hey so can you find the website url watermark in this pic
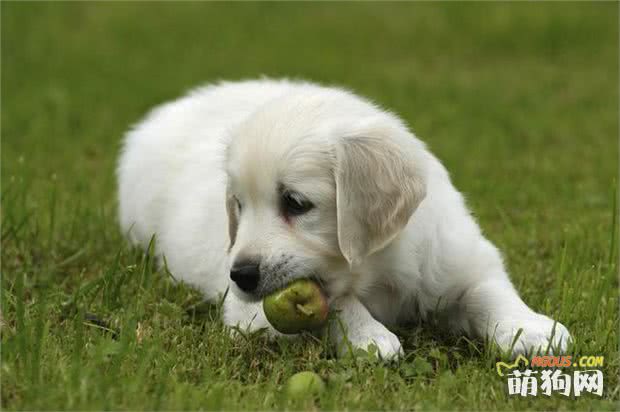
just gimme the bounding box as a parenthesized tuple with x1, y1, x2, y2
(496, 355, 604, 397)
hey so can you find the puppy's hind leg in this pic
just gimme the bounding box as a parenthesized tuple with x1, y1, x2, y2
(457, 274, 571, 357)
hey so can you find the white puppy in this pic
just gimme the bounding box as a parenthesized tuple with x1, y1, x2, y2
(118, 79, 571, 359)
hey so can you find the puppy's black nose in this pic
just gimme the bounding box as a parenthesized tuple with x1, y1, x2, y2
(230, 259, 260, 292)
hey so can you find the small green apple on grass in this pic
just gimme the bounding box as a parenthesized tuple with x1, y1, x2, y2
(262, 279, 329, 334)
(285, 371, 326, 398)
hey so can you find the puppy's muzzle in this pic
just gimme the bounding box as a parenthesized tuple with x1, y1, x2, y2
(230, 258, 261, 293)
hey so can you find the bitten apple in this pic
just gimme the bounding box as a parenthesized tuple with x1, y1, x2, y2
(263, 279, 328, 334)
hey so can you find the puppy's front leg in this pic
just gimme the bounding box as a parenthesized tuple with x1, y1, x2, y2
(223, 291, 285, 338)
(459, 276, 571, 356)
(329, 294, 403, 360)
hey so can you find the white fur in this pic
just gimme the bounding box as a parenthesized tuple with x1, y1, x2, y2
(118, 79, 571, 359)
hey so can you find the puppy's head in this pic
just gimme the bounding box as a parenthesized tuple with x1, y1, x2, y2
(225, 91, 427, 300)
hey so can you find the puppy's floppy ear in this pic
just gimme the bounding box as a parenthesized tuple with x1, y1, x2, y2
(225, 185, 239, 251)
(335, 134, 426, 266)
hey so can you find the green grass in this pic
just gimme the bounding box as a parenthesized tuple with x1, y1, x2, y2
(2, 2, 618, 410)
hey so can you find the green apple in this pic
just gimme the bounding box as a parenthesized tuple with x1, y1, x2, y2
(285, 371, 325, 398)
(263, 279, 328, 334)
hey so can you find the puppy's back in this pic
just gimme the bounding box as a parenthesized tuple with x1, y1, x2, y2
(117, 79, 298, 248)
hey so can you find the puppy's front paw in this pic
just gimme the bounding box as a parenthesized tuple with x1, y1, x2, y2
(493, 315, 572, 357)
(367, 329, 404, 360)
(223, 293, 287, 339)
(335, 323, 403, 360)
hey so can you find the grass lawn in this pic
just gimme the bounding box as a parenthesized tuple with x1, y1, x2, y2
(2, 2, 618, 410)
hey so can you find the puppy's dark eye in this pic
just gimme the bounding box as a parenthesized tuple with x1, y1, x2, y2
(281, 191, 314, 216)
